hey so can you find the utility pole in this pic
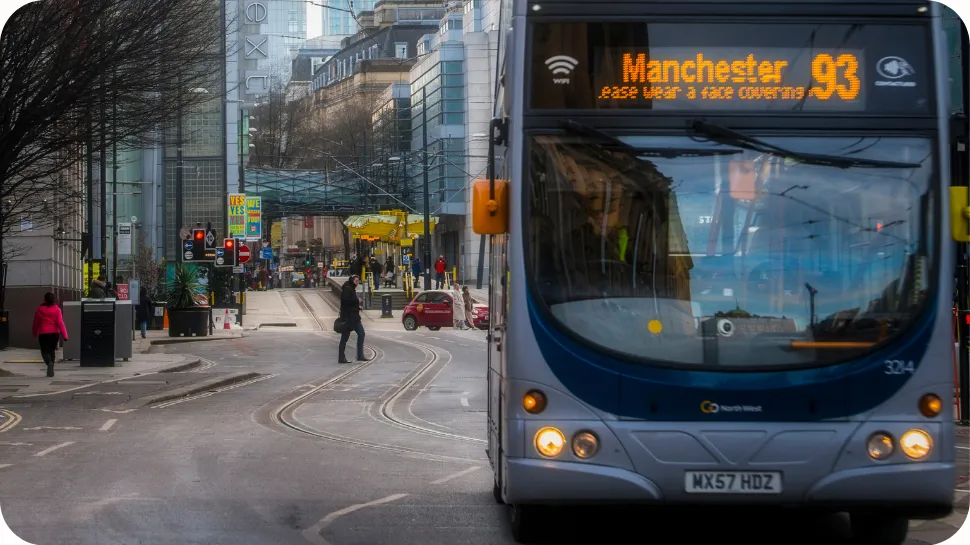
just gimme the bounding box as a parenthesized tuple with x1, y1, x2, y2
(422, 87, 432, 290)
(100, 86, 107, 273)
(176, 76, 184, 262)
(86, 115, 94, 291)
(111, 91, 118, 283)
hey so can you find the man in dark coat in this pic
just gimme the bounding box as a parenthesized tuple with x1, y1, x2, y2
(89, 275, 106, 298)
(338, 276, 368, 363)
(136, 286, 152, 338)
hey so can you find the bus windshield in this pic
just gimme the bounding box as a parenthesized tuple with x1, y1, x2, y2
(526, 133, 935, 369)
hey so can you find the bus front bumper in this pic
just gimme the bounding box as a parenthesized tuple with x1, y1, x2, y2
(504, 458, 955, 518)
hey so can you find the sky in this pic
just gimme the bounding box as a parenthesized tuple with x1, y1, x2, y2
(307, 4, 322, 39)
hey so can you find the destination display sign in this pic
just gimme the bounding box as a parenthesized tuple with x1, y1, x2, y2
(594, 48, 865, 110)
(529, 22, 932, 113)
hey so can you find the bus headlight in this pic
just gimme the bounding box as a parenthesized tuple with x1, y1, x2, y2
(523, 390, 546, 414)
(866, 432, 894, 460)
(900, 429, 933, 459)
(919, 394, 942, 417)
(571, 431, 599, 459)
(534, 427, 565, 457)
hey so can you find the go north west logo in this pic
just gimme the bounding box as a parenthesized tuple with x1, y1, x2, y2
(700, 400, 763, 414)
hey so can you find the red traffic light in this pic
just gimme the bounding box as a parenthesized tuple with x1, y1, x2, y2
(226, 239, 234, 248)
(194, 230, 204, 240)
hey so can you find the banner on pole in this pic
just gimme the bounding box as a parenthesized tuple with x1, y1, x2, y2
(228, 193, 246, 238)
(245, 196, 262, 241)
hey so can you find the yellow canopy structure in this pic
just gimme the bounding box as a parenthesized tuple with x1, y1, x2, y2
(344, 213, 439, 242)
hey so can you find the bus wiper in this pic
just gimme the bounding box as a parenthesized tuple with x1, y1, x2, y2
(690, 120, 922, 169)
(562, 119, 742, 158)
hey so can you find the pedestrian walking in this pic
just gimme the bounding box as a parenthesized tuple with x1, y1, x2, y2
(411, 256, 422, 284)
(137, 286, 152, 339)
(338, 275, 368, 363)
(31, 292, 68, 378)
(452, 283, 467, 330)
(462, 286, 474, 329)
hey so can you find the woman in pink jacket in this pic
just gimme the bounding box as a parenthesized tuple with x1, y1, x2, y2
(31, 292, 68, 377)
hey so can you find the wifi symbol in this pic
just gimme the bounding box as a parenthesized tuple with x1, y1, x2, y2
(545, 55, 579, 75)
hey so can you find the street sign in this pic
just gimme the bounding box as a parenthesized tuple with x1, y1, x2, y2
(216, 257, 225, 266)
(184, 251, 194, 260)
(261, 247, 273, 260)
(205, 229, 217, 249)
(238, 245, 251, 263)
(233, 266, 244, 274)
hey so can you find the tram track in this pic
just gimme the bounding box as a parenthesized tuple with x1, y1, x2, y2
(262, 291, 484, 462)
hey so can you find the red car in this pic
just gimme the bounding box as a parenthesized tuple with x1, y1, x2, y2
(402, 290, 489, 331)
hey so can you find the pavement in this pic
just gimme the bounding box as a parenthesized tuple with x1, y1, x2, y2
(0, 289, 963, 545)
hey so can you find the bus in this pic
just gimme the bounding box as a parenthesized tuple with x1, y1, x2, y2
(473, 1, 962, 543)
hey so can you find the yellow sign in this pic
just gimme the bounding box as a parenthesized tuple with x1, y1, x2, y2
(83, 262, 101, 296)
(700, 400, 718, 414)
(228, 193, 246, 238)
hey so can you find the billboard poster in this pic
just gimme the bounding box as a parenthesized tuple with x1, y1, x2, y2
(245, 196, 262, 240)
(228, 193, 246, 238)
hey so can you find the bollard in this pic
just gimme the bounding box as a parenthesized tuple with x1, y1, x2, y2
(381, 294, 393, 318)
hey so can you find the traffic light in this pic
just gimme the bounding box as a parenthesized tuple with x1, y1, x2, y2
(187, 228, 205, 261)
(223, 238, 238, 267)
(304, 252, 314, 266)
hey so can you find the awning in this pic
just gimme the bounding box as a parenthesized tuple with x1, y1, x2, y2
(344, 213, 439, 242)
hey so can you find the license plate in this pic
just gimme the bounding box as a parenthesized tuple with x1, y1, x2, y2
(684, 471, 782, 494)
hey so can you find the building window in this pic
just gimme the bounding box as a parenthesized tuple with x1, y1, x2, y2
(395, 43, 408, 59)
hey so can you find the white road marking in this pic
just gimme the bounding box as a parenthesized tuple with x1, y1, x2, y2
(34, 441, 75, 457)
(460, 392, 470, 407)
(99, 419, 117, 431)
(430, 466, 482, 485)
(0, 442, 32, 446)
(302, 493, 408, 545)
(98, 409, 136, 414)
(23, 426, 82, 431)
(0, 464, 11, 469)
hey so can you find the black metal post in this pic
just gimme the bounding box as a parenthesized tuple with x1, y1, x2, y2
(100, 91, 107, 269)
(111, 93, 118, 283)
(86, 115, 94, 291)
(422, 87, 431, 290)
(176, 77, 184, 261)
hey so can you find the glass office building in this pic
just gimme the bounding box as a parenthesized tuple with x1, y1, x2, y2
(322, 0, 376, 36)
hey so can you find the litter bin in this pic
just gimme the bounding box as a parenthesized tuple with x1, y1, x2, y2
(381, 294, 393, 318)
(81, 301, 115, 367)
(150, 302, 166, 330)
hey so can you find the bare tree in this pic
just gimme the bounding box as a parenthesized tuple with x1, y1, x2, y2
(0, 0, 227, 259)
(249, 61, 313, 169)
(133, 232, 160, 296)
